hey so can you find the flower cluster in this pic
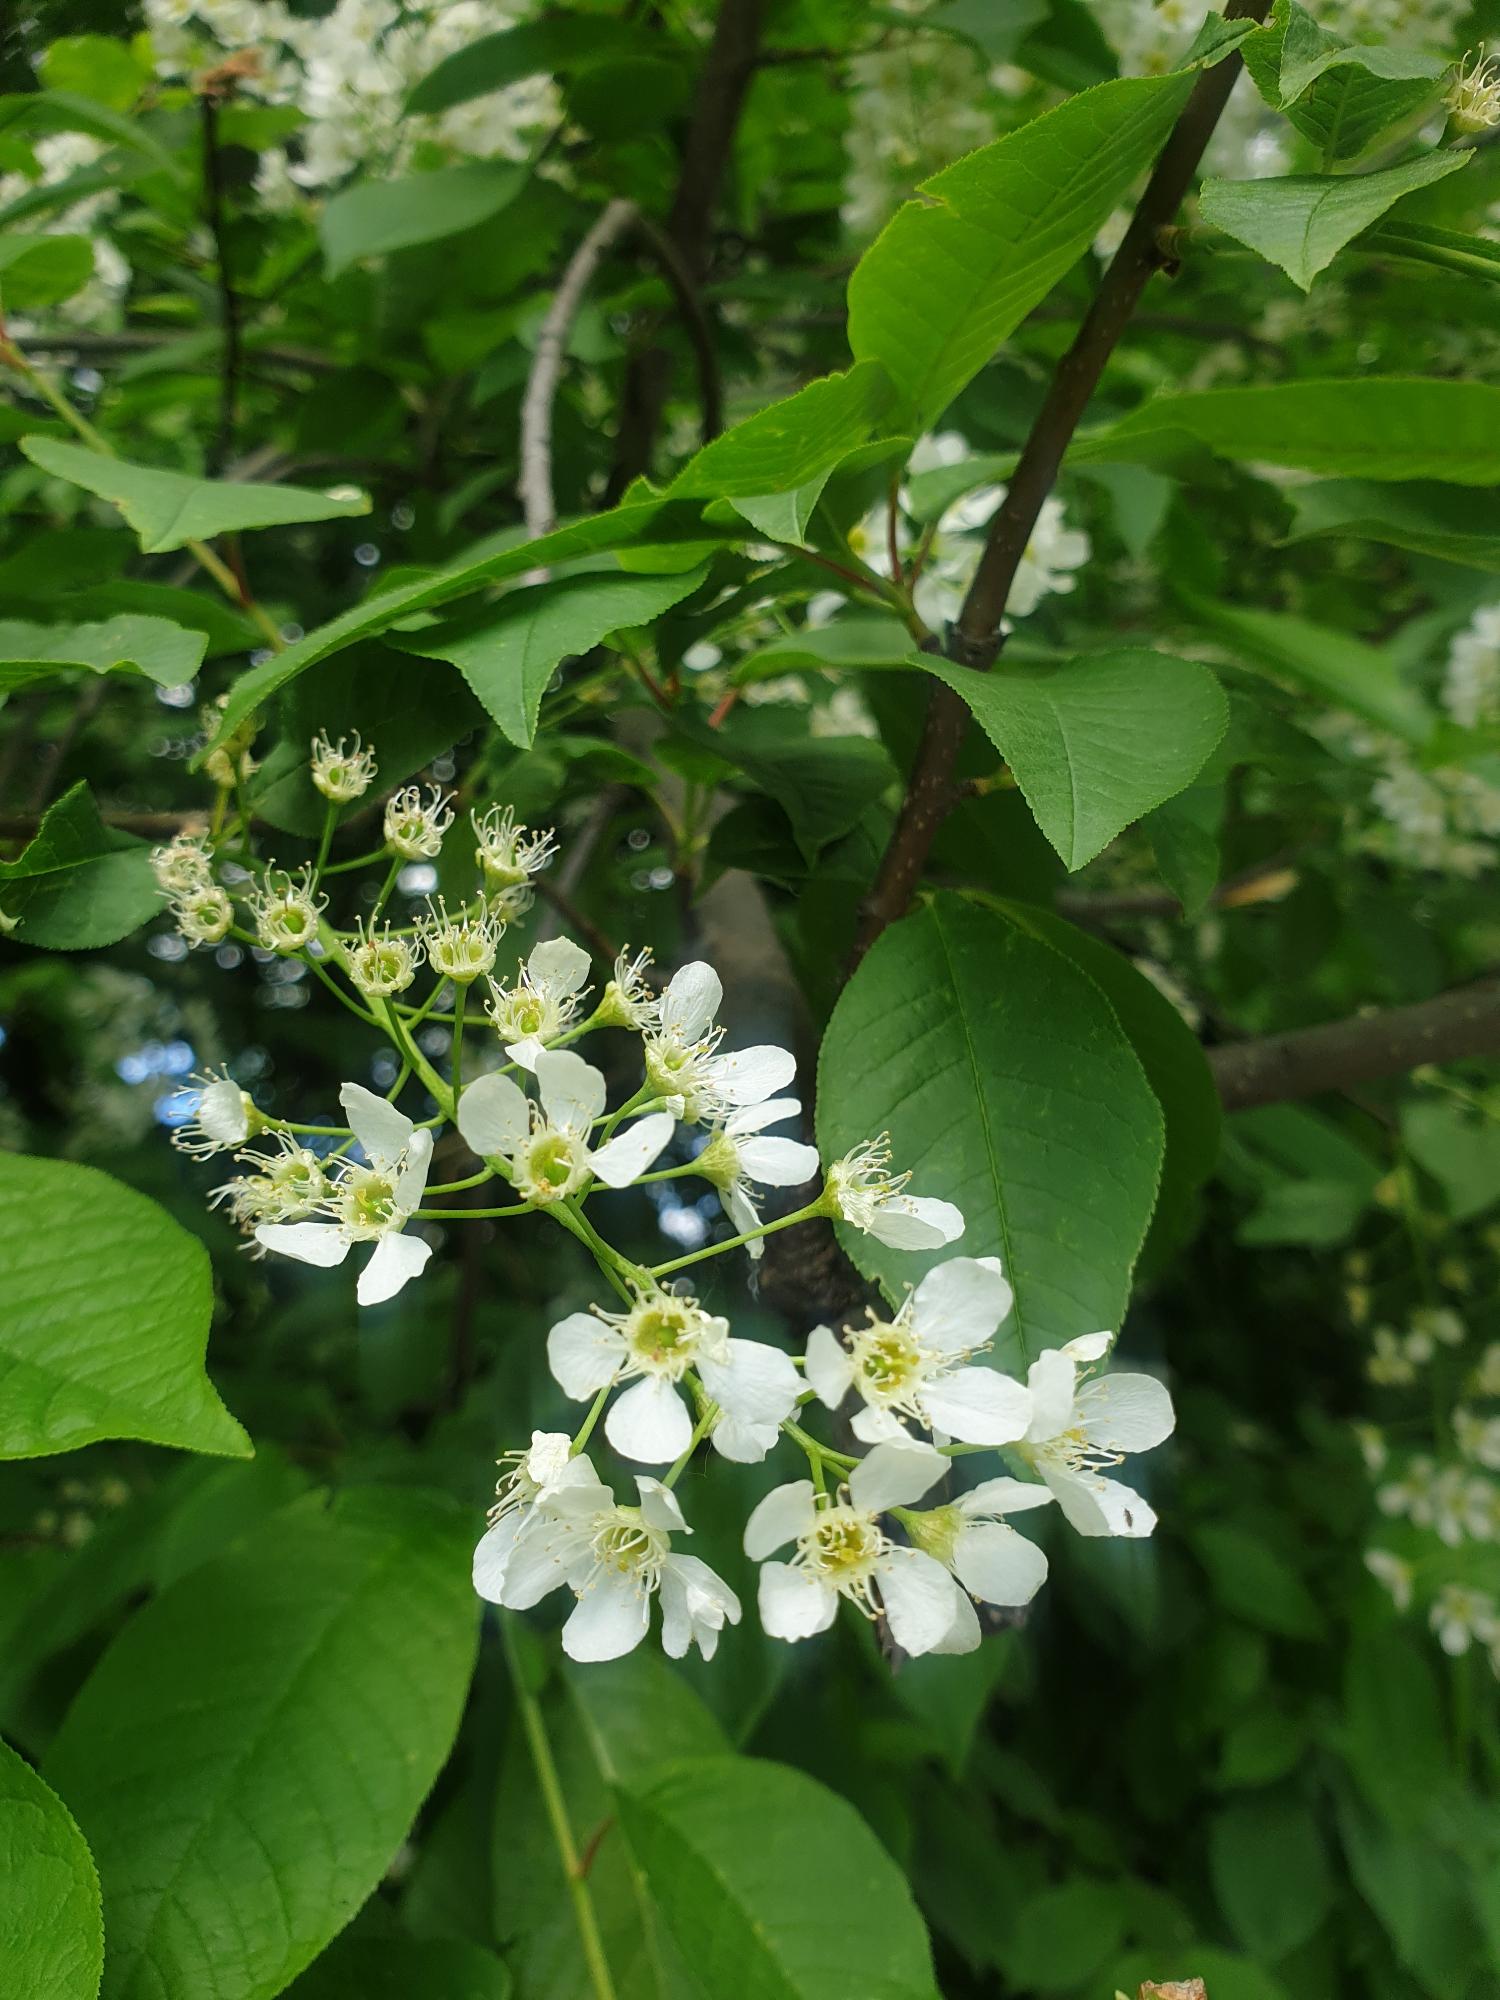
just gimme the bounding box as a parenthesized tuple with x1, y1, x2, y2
(159, 724, 1176, 1669)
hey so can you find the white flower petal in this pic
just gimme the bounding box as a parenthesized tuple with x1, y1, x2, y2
(953, 1521, 1049, 1605)
(877, 1546, 966, 1656)
(494, 1515, 583, 1608)
(705, 1044, 797, 1107)
(588, 1112, 674, 1189)
(757, 1560, 838, 1641)
(255, 1220, 351, 1268)
(698, 1337, 800, 1428)
(199, 1080, 249, 1145)
(659, 1553, 740, 1660)
(606, 1377, 694, 1464)
(662, 960, 722, 1041)
(709, 1412, 781, 1463)
(562, 1570, 652, 1662)
(635, 1476, 688, 1534)
(395, 1126, 434, 1210)
(848, 1440, 947, 1513)
(1025, 1348, 1077, 1443)
(931, 1587, 983, 1655)
(536, 1049, 607, 1132)
(548, 1311, 626, 1398)
(1044, 1466, 1157, 1538)
(910, 1255, 1013, 1353)
(804, 1324, 854, 1410)
(744, 1480, 817, 1559)
(340, 1081, 415, 1172)
(723, 1184, 761, 1243)
(504, 1036, 546, 1072)
(472, 1514, 520, 1602)
(457, 1071, 529, 1158)
(726, 1095, 801, 1137)
(920, 1366, 1030, 1446)
(1078, 1372, 1175, 1454)
(850, 1405, 909, 1444)
(958, 1476, 1055, 1519)
(358, 1230, 432, 1306)
(528, 936, 591, 998)
(866, 1193, 965, 1249)
(736, 1135, 821, 1188)
(1062, 1330, 1113, 1364)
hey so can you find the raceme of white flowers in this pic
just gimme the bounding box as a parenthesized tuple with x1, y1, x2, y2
(160, 726, 1176, 1667)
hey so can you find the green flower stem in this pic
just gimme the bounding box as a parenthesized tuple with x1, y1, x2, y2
(311, 801, 338, 879)
(499, 1617, 618, 2000)
(416, 1204, 530, 1220)
(572, 1384, 612, 1457)
(262, 1117, 353, 1138)
(556, 1200, 643, 1303)
(370, 858, 401, 921)
(320, 846, 388, 876)
(781, 1417, 857, 1475)
(424, 1168, 494, 1196)
(451, 985, 467, 1098)
(649, 1202, 820, 1277)
(664, 1398, 719, 1488)
(380, 997, 451, 1111)
(304, 949, 380, 1029)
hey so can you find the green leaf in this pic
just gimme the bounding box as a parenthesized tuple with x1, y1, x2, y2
(1242, 2, 1443, 163)
(684, 708, 897, 865)
(394, 565, 709, 747)
(1191, 1523, 1324, 1640)
(616, 1757, 938, 2000)
(1209, 1787, 1332, 1959)
(1072, 379, 1500, 486)
(995, 898, 1221, 1247)
(1001, 1879, 1127, 1992)
(1335, 1788, 1484, 1994)
(208, 498, 719, 749)
(817, 893, 1164, 1356)
(0, 1735, 103, 2000)
(284, 1937, 511, 2000)
(847, 71, 1194, 427)
(918, 649, 1228, 869)
(1198, 152, 1468, 292)
(731, 615, 914, 685)
(1401, 1101, 1500, 1222)
(1339, 1626, 1447, 1823)
(669, 365, 894, 501)
(405, 16, 663, 115)
(1146, 777, 1224, 919)
(0, 231, 94, 308)
(1283, 479, 1500, 574)
(0, 90, 183, 182)
(0, 1153, 250, 1462)
(925, 0, 1049, 64)
(20, 438, 371, 554)
(45, 1487, 478, 2000)
(0, 783, 160, 950)
(320, 163, 527, 275)
(0, 613, 205, 692)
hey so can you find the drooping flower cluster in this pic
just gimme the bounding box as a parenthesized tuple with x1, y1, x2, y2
(158, 723, 1176, 1670)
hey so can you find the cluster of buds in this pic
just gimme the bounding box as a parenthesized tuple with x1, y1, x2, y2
(201, 693, 258, 791)
(151, 830, 234, 944)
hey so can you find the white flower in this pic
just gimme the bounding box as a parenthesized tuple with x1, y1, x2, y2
(211, 1132, 328, 1233)
(1448, 51, 1500, 135)
(384, 783, 454, 860)
(486, 938, 592, 1068)
(172, 884, 234, 946)
(1368, 1324, 1417, 1386)
(456, 1049, 673, 1204)
(345, 917, 420, 998)
(1455, 1407, 1500, 1471)
(472, 1431, 592, 1604)
(1430, 1582, 1500, 1657)
(642, 961, 796, 1124)
(249, 865, 326, 954)
(806, 1257, 1029, 1447)
(745, 1441, 976, 1656)
(695, 1098, 820, 1248)
(905, 1475, 1055, 1640)
(419, 897, 502, 985)
(170, 1067, 254, 1157)
(597, 945, 656, 1029)
(1363, 1548, 1414, 1613)
(151, 830, 214, 896)
(255, 1083, 434, 1305)
(1475, 1343, 1500, 1398)
(1017, 1333, 1175, 1538)
(823, 1134, 964, 1249)
(309, 729, 377, 802)
(547, 1286, 800, 1466)
(479, 1461, 741, 1663)
(471, 805, 556, 917)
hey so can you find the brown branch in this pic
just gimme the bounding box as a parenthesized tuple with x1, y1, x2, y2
(608, 0, 764, 497)
(849, 1, 1270, 967)
(7, 331, 337, 374)
(1057, 857, 1300, 926)
(630, 212, 724, 445)
(1210, 979, 1500, 1112)
(519, 197, 640, 541)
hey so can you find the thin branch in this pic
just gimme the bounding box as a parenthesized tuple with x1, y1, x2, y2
(1057, 856, 1300, 926)
(1210, 979, 1500, 1113)
(608, 0, 764, 496)
(630, 211, 724, 444)
(199, 95, 243, 474)
(850, 0, 1271, 966)
(519, 197, 640, 540)
(8, 331, 337, 374)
